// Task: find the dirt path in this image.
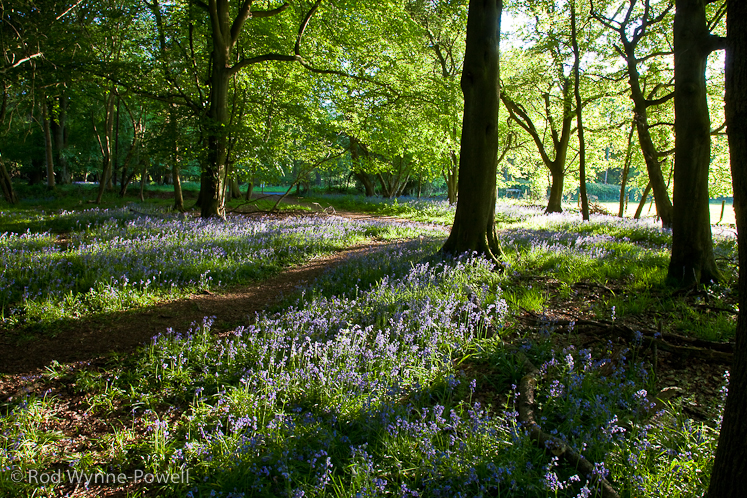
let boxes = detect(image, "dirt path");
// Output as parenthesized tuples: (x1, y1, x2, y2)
(0, 194, 449, 377)
(0, 241, 400, 376)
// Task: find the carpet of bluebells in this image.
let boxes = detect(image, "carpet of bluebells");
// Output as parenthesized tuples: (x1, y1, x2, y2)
(0, 203, 732, 497)
(0, 207, 438, 326)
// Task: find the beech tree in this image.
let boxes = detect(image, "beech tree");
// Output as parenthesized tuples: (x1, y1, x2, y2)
(500, 4, 578, 214)
(441, 0, 502, 259)
(592, 0, 676, 228)
(501, 80, 575, 214)
(196, 0, 297, 218)
(667, 0, 726, 285)
(707, 0, 747, 494)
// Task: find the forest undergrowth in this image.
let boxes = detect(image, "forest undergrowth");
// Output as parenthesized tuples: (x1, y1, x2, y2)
(0, 198, 737, 497)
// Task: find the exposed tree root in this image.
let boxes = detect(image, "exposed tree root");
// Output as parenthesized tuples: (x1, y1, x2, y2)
(520, 311, 733, 363)
(516, 352, 621, 498)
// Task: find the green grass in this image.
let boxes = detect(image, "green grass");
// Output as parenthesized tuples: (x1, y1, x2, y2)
(301, 194, 457, 225)
(0, 198, 736, 497)
(596, 200, 736, 226)
(0, 206, 441, 330)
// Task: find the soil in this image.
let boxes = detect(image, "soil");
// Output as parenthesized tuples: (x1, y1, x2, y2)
(0, 240, 402, 376)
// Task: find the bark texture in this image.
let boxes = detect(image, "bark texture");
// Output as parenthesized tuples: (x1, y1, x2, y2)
(707, 1, 747, 494)
(445, 151, 458, 205)
(441, 0, 502, 260)
(668, 0, 723, 285)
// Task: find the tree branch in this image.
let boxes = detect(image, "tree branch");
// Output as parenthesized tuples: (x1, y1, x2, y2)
(636, 50, 673, 63)
(501, 92, 552, 167)
(232, 2, 289, 45)
(706, 35, 728, 53)
(645, 91, 674, 107)
(711, 121, 727, 136)
(295, 0, 322, 55)
(648, 121, 674, 129)
(208, 0, 224, 46)
(228, 53, 298, 75)
(656, 147, 675, 157)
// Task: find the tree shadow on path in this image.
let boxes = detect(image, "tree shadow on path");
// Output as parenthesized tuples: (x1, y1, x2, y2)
(0, 242, 400, 376)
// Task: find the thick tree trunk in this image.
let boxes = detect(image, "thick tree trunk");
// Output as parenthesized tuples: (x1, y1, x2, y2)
(546, 166, 565, 213)
(354, 171, 376, 197)
(200, 0, 291, 218)
(708, 0, 747, 492)
(201, 53, 230, 218)
(668, 0, 722, 286)
(349, 138, 377, 197)
(442, 0, 502, 260)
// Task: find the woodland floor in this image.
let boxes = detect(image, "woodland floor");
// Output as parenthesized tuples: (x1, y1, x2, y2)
(0, 202, 733, 497)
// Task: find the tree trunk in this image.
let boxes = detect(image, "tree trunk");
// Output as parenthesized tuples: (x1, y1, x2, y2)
(572, 0, 589, 221)
(139, 161, 148, 202)
(51, 93, 71, 184)
(245, 180, 254, 201)
(618, 121, 636, 217)
(708, 1, 747, 494)
(442, 0, 502, 260)
(445, 151, 458, 205)
(40, 91, 55, 189)
(112, 96, 121, 190)
(95, 89, 117, 204)
(0, 157, 17, 204)
(230, 176, 242, 199)
(546, 166, 565, 213)
(170, 106, 184, 212)
(634, 181, 652, 219)
(501, 84, 574, 214)
(668, 0, 723, 285)
(348, 136, 377, 197)
(201, 16, 231, 219)
(609, 3, 675, 228)
(354, 171, 376, 197)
